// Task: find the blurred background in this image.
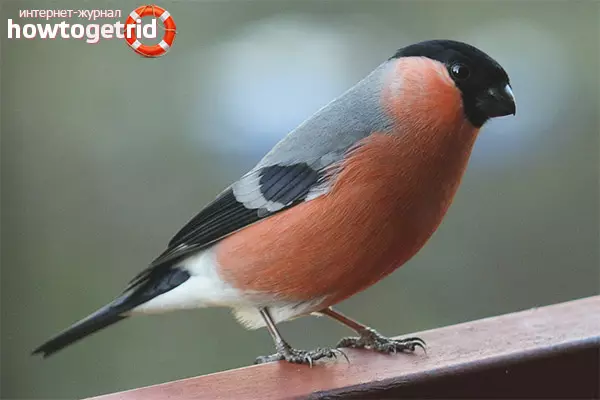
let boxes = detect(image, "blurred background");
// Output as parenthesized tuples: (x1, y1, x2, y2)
(1, 0, 598, 398)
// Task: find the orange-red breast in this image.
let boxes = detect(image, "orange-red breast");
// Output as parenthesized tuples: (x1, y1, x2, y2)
(33, 39, 515, 365)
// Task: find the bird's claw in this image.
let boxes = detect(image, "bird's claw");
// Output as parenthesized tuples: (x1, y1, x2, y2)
(254, 346, 345, 366)
(336, 328, 426, 354)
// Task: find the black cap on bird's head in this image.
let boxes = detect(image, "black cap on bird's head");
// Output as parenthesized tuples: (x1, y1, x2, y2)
(392, 40, 516, 127)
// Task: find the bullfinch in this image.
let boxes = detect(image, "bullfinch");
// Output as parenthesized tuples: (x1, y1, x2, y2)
(33, 39, 516, 365)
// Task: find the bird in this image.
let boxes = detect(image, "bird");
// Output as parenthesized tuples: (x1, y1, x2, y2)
(33, 39, 516, 365)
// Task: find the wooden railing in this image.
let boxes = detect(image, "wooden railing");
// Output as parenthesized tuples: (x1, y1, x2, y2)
(88, 295, 600, 399)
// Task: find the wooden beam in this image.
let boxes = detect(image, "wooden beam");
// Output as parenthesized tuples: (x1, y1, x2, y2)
(87, 296, 600, 400)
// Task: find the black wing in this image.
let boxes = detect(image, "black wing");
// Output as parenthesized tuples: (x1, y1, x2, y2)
(125, 162, 325, 290)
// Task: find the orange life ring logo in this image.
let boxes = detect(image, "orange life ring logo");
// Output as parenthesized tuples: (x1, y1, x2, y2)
(125, 5, 176, 57)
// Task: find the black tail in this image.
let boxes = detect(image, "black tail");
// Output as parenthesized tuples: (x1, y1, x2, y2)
(31, 304, 128, 358)
(32, 267, 191, 357)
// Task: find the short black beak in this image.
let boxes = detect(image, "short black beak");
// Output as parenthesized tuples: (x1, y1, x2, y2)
(478, 84, 516, 118)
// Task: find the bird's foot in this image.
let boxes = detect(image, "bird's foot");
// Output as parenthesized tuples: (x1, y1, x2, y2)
(255, 344, 346, 366)
(336, 327, 425, 354)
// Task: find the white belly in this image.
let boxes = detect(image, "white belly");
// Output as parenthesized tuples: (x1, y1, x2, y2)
(129, 246, 327, 329)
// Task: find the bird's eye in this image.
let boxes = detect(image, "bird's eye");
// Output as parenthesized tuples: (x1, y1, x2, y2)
(450, 63, 470, 80)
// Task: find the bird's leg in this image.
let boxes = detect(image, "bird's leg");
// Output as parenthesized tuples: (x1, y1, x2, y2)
(254, 308, 342, 366)
(320, 307, 426, 354)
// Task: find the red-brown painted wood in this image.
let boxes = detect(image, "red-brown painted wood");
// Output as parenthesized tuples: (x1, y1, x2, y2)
(87, 296, 600, 400)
